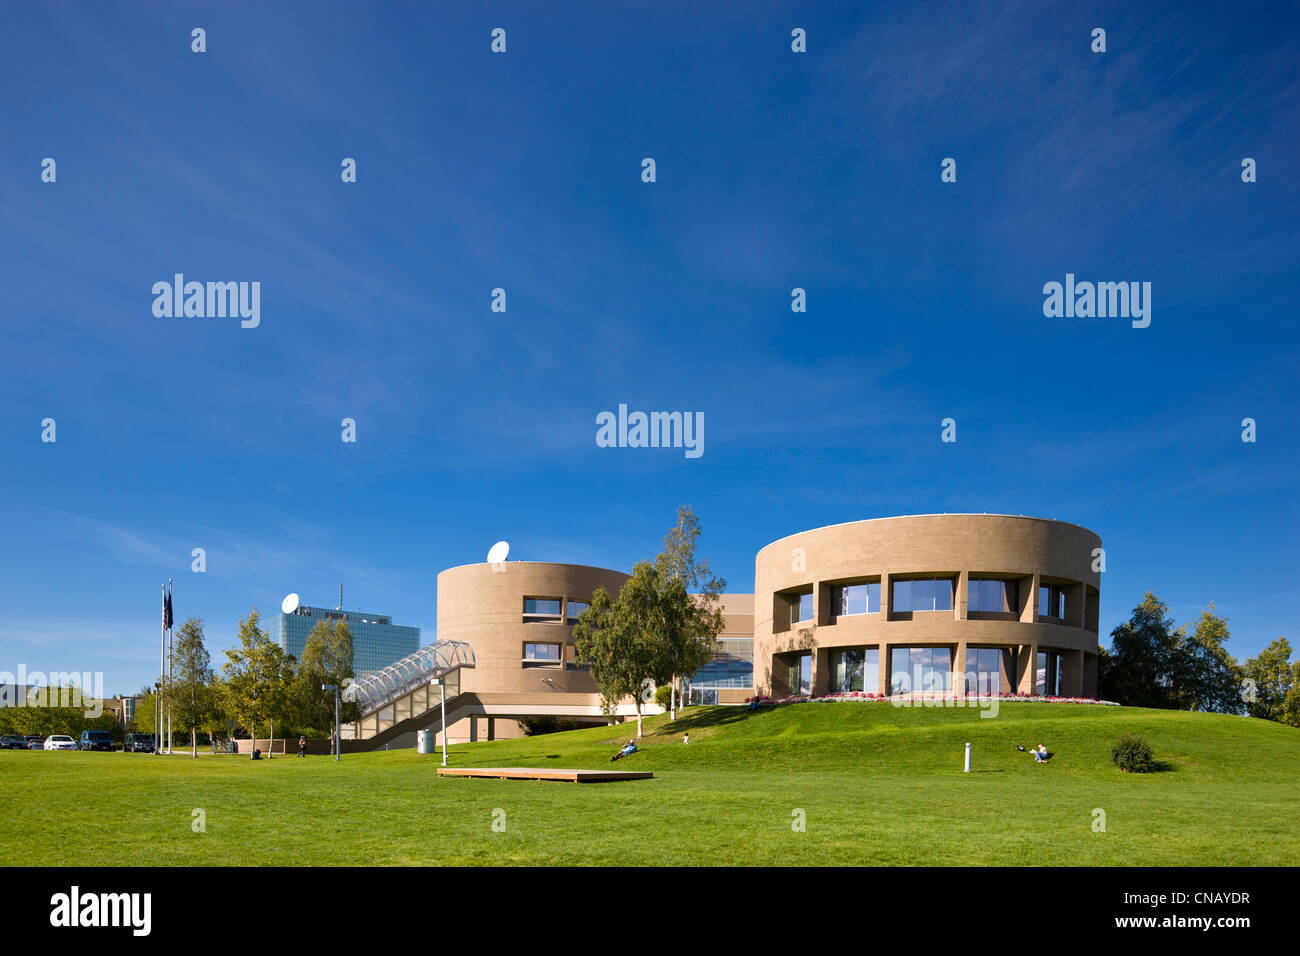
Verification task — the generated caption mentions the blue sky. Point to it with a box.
[2,1,1297,695]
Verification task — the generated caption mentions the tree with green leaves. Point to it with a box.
[201,675,232,752]
[222,608,296,758]
[1174,603,1243,714]
[574,564,662,738]
[131,691,159,736]
[290,618,357,735]
[1242,637,1295,723]
[1100,592,1184,708]
[653,506,727,719]
[171,616,216,757]
[1281,668,1300,729]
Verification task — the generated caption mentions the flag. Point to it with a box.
[164,585,173,630]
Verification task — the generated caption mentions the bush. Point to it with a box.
[655,684,673,710]
[1111,733,1155,772]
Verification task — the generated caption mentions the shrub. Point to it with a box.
[655,684,673,710]
[1111,733,1155,772]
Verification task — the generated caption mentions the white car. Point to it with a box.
[43,735,76,750]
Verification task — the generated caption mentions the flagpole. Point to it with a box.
[158,583,165,756]
[167,579,174,754]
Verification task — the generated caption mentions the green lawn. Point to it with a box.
[4,702,1298,866]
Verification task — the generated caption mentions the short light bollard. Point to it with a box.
[964,742,971,773]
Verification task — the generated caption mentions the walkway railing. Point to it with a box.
[347,639,476,716]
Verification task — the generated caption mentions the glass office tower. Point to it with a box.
[273,604,420,680]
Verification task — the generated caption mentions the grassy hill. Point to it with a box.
[3,701,1298,866]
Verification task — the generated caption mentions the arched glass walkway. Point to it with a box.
[348,640,476,714]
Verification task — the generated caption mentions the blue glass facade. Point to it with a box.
[273,605,420,680]
[688,637,753,689]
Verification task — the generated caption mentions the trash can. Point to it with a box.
[417,730,435,754]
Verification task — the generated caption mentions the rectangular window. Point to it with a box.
[1039,585,1065,620]
[890,646,952,694]
[524,642,561,662]
[965,647,1003,696]
[566,600,590,621]
[788,653,812,695]
[969,578,1018,613]
[892,578,953,612]
[1035,651,1062,695]
[831,582,879,618]
[789,592,814,624]
[524,597,562,619]
[828,647,879,694]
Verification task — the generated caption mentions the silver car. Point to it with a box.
[43,735,76,750]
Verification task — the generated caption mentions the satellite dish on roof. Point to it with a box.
[281,593,300,614]
[487,541,510,564]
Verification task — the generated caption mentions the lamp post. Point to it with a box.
[429,678,447,766]
[322,684,340,761]
[153,681,161,756]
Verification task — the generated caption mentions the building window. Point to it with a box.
[524,642,562,663]
[829,647,879,694]
[566,600,590,621]
[788,653,812,695]
[1039,585,1065,620]
[524,597,562,620]
[689,638,754,689]
[968,577,1018,613]
[891,578,953,613]
[830,582,880,619]
[889,646,952,694]
[1036,651,1062,696]
[965,647,1003,696]
[789,591,814,625]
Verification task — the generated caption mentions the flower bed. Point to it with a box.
[745,692,1118,706]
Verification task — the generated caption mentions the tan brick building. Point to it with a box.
[751,514,1101,700]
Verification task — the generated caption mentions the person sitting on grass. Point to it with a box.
[610,738,638,762]
[1033,743,1049,763]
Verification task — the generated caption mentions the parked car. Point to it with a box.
[123,733,155,753]
[43,735,76,750]
[77,730,115,752]
[25,735,43,750]
[0,735,29,750]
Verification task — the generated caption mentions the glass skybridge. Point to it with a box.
[347,639,476,714]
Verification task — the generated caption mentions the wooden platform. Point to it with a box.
[437,767,652,783]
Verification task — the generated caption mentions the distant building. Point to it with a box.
[103,695,144,726]
[686,595,755,705]
[273,603,420,679]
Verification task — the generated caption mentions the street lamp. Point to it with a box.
[429,678,447,766]
[322,684,340,761]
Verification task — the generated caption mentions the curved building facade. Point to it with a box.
[433,561,632,742]
[752,515,1101,700]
